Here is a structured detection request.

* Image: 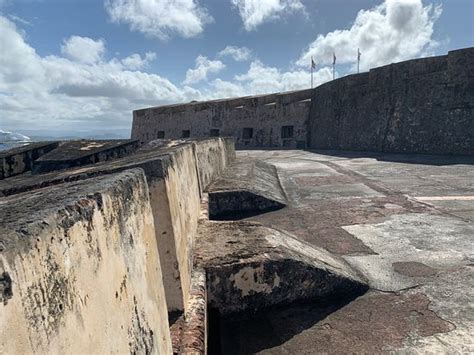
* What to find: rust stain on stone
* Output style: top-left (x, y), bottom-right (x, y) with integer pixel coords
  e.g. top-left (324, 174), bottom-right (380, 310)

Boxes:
top-left (392, 261), bottom-right (438, 277)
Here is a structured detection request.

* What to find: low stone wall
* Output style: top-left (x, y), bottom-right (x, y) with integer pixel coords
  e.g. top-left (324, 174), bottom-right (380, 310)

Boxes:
top-left (194, 137), bottom-right (236, 192)
top-left (308, 48), bottom-right (474, 155)
top-left (0, 138), bottom-right (235, 316)
top-left (0, 142), bottom-right (59, 179)
top-left (132, 90), bottom-right (312, 149)
top-left (32, 140), bottom-right (139, 174)
top-left (0, 169), bottom-right (172, 354)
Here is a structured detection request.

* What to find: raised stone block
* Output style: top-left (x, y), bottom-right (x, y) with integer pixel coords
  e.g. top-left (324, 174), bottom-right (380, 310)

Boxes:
top-left (31, 139), bottom-right (139, 174)
top-left (0, 141), bottom-right (59, 179)
top-left (195, 221), bottom-right (368, 315)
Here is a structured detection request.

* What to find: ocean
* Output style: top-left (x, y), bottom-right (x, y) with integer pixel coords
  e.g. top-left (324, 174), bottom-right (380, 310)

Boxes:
top-left (0, 142), bottom-right (29, 152)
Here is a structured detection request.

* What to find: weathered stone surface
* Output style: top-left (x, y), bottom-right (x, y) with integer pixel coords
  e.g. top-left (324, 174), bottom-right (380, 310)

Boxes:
top-left (181, 269), bottom-right (207, 355)
top-left (195, 220), bottom-right (368, 315)
top-left (308, 48), bottom-right (474, 155)
top-left (207, 158), bottom-right (287, 219)
top-left (0, 141), bottom-right (59, 179)
top-left (230, 149), bottom-right (474, 353)
top-left (342, 213), bottom-right (474, 291)
top-left (0, 138), bottom-right (235, 316)
top-left (132, 90), bottom-right (312, 148)
top-left (31, 139), bottom-right (139, 174)
top-left (218, 290), bottom-right (455, 354)
top-left (0, 169), bottom-right (172, 354)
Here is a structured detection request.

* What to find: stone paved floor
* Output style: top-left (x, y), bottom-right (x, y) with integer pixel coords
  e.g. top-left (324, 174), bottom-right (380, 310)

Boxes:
top-left (218, 149), bottom-right (474, 354)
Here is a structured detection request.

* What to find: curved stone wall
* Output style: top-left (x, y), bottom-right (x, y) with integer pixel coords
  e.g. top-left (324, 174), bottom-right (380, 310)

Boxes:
top-left (308, 48), bottom-right (474, 155)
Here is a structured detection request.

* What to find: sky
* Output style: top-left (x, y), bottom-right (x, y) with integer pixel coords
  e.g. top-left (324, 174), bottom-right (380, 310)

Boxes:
top-left (0, 0), bottom-right (473, 138)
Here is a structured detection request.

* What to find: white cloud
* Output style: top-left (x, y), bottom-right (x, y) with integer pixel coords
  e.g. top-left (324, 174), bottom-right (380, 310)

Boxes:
top-left (105, 0), bottom-right (212, 40)
top-left (3, 0), bottom-right (443, 135)
top-left (210, 78), bottom-right (247, 98)
top-left (235, 60), bottom-right (331, 93)
top-left (218, 46), bottom-right (252, 61)
top-left (183, 55), bottom-right (225, 85)
top-left (206, 60), bottom-right (332, 99)
top-left (61, 36), bottom-right (106, 64)
top-left (121, 52), bottom-right (157, 70)
top-left (0, 13), bottom-right (334, 134)
top-left (0, 16), bottom-right (44, 92)
top-left (297, 0), bottom-right (442, 71)
top-left (0, 16), bottom-right (196, 132)
top-left (231, 0), bottom-right (305, 31)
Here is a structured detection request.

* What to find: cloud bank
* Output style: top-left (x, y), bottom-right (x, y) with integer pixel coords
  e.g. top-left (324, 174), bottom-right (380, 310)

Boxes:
top-left (0, 15), bottom-right (324, 134)
top-left (0, 16), bottom-right (194, 132)
top-left (297, 0), bottom-right (441, 71)
top-left (0, 0), bottom-right (443, 134)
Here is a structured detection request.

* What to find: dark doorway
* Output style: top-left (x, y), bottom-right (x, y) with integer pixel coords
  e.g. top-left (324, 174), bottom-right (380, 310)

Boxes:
top-left (182, 130), bottom-right (191, 138)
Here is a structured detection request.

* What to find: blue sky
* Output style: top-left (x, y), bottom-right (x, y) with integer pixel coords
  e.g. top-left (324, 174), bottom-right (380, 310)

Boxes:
top-left (0, 0), bottom-right (473, 138)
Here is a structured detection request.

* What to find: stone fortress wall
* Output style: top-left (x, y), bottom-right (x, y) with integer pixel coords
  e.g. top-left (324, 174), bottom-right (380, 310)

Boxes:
top-left (309, 48), bottom-right (474, 155)
top-left (132, 89), bottom-right (313, 149)
top-left (132, 48), bottom-right (474, 155)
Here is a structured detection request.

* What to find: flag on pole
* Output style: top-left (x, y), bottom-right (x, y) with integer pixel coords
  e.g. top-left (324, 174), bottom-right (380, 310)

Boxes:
top-left (311, 56), bottom-right (316, 69)
top-left (357, 48), bottom-right (361, 73)
top-left (332, 52), bottom-right (336, 80)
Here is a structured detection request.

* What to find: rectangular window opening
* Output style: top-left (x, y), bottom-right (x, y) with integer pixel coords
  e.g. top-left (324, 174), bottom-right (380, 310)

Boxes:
top-left (157, 131), bottom-right (165, 139)
top-left (242, 127), bottom-right (254, 140)
top-left (281, 125), bottom-right (294, 139)
top-left (210, 129), bottom-right (220, 137)
top-left (182, 130), bottom-right (190, 138)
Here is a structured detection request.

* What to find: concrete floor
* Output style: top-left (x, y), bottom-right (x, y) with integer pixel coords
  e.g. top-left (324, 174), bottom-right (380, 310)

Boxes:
top-left (220, 149), bottom-right (473, 354)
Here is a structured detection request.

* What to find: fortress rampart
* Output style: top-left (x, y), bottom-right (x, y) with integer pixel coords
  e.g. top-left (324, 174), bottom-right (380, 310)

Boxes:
top-left (132, 89), bottom-right (313, 149)
top-left (309, 48), bottom-right (473, 154)
top-left (132, 48), bottom-right (473, 155)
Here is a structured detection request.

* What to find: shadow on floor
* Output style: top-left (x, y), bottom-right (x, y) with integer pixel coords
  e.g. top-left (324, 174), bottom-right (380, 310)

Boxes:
top-left (209, 296), bottom-right (358, 355)
top-left (306, 149), bottom-right (474, 166)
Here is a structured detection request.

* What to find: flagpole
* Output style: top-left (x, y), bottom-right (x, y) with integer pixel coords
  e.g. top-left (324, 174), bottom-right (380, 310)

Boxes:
top-left (357, 48), bottom-right (360, 74)
top-left (311, 56), bottom-right (314, 89)
top-left (332, 52), bottom-right (336, 80)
